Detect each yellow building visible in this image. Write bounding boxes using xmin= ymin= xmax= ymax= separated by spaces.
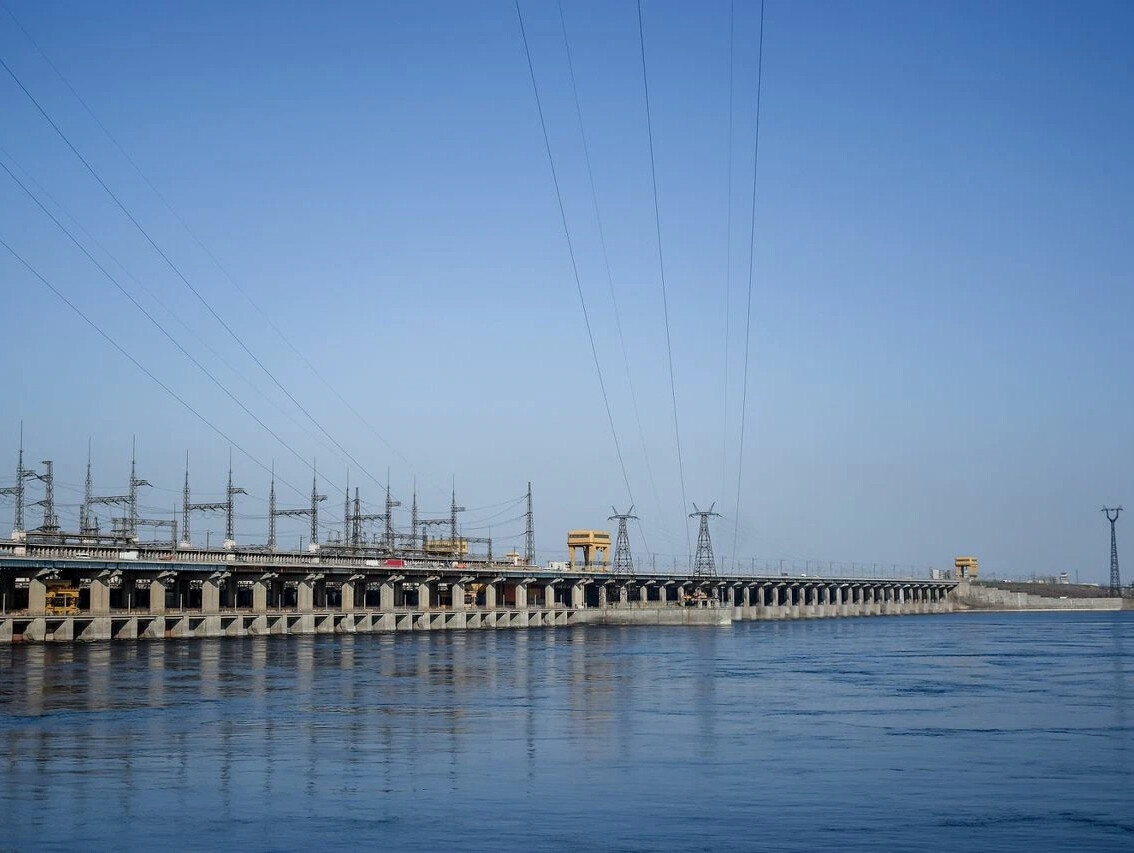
xmin=424 ymin=537 xmax=468 ymax=557
xmin=568 ymin=529 xmax=610 ymax=570
xmin=954 ymin=556 xmax=979 ymax=580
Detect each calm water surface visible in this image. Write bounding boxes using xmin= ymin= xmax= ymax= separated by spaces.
xmin=1 ymin=612 xmax=1131 ymax=851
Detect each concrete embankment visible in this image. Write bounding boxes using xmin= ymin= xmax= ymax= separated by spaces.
xmin=954 ymin=581 xmax=1124 ymax=612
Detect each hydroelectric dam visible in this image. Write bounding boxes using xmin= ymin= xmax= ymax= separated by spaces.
xmin=0 ymin=539 xmax=956 ymax=644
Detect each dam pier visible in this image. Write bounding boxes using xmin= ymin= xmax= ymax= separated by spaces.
xmin=0 ymin=540 xmax=956 ymax=644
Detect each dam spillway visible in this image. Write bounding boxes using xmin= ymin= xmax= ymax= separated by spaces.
xmin=0 ymin=540 xmax=957 ymax=644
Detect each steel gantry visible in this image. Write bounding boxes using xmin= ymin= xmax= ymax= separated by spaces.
xmin=182 ymin=452 xmax=245 ymax=547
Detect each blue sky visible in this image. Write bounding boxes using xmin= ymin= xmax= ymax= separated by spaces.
xmin=0 ymin=0 xmax=1131 ymax=580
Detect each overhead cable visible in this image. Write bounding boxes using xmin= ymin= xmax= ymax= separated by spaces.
xmin=0 ymin=235 xmax=307 ymax=500
xmin=0 ymin=53 xmax=388 ymax=498
xmin=731 ymin=0 xmax=766 ymax=562
xmin=0 ymin=156 xmax=346 ymax=500
xmin=0 ymin=0 xmax=445 ymax=497
xmin=720 ymin=0 xmax=736 ymax=528
xmin=513 ymin=0 xmax=638 ymax=511
xmin=636 ymin=0 xmax=690 ymax=561
xmin=557 ymin=0 xmax=659 ymax=556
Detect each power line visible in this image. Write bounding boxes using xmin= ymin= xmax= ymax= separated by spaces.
xmin=720 ymin=0 xmax=736 ymax=541
xmin=0 ymin=155 xmax=345 ymax=500
xmin=0 ymin=53 xmax=390 ymax=499
xmin=0 ymin=149 xmax=356 ymax=480
xmin=557 ymin=0 xmax=660 ymax=557
xmin=1 ymin=0 xmax=445 ymax=500
xmin=731 ymin=0 xmax=766 ymax=562
xmin=513 ymin=0 xmax=637 ymax=510
xmin=0 ymin=234 xmax=307 ymax=501
xmin=636 ymin=0 xmax=690 ymax=561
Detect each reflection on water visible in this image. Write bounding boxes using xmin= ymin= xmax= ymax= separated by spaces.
xmin=2 ymin=613 xmax=1132 ymax=852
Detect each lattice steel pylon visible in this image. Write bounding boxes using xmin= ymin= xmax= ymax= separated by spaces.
xmin=450 ymin=488 xmax=465 ymax=546
xmin=0 ymin=424 xmax=36 ymax=535
xmin=385 ymin=481 xmax=401 ymax=550
xmin=90 ymin=442 xmax=150 ymax=541
xmin=81 ymin=439 xmax=97 ymax=536
xmin=608 ymin=505 xmax=638 ymax=574
xmin=34 ymin=460 xmax=59 ymax=533
xmin=348 ymin=488 xmax=381 ymax=548
xmin=268 ymin=461 xmax=326 ymax=550
xmin=690 ymin=503 xmax=720 ymax=577
xmin=1103 ymin=506 xmax=1123 ymax=598
xmin=182 ymin=451 xmax=244 ymax=547
xmin=525 ymin=482 xmax=535 ymax=566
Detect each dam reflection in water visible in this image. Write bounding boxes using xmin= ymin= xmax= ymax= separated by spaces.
xmin=1 ymin=614 xmax=1131 ymax=852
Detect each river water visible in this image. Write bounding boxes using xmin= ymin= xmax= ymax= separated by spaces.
xmin=1 ymin=611 xmax=1131 ymax=851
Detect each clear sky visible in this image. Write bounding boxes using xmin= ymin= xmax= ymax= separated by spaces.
xmin=0 ymin=0 xmax=1131 ymax=580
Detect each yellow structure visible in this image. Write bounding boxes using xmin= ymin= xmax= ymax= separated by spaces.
xmin=45 ymin=586 xmax=80 ymax=615
xmin=954 ymin=556 xmax=979 ymax=580
xmin=568 ymin=529 xmax=610 ymax=570
xmin=424 ymin=538 xmax=468 ymax=557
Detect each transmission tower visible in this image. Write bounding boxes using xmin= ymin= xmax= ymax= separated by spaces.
xmin=525 ymin=482 xmax=535 ymax=566
xmin=309 ymin=464 xmax=326 ymax=545
xmin=33 ymin=460 xmax=59 ymax=533
xmin=1103 ymin=506 xmax=1123 ymax=598
xmin=450 ymin=487 xmax=465 ymax=549
xmin=385 ymin=481 xmax=401 ymax=550
xmin=690 ymin=503 xmax=720 ymax=577
xmin=182 ymin=451 xmax=245 ymax=547
xmin=0 ymin=424 xmax=36 ymax=536
xmin=609 ymin=505 xmax=638 ymax=574
xmin=349 ymin=488 xmax=382 ymax=548
xmin=222 ymin=454 xmax=246 ymax=543
xmin=410 ymin=483 xmax=418 ymax=550
xmin=343 ymin=471 xmax=351 ymax=547
xmin=90 ymin=442 xmax=150 ymax=541
xmin=124 ymin=440 xmax=150 ymax=540
xmin=267 ymin=466 xmax=277 ymax=549
xmin=270 ymin=462 xmax=326 ymax=549
xmin=81 ymin=439 xmax=97 ymax=535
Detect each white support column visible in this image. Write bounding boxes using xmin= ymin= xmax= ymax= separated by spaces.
xmin=253 ymin=576 xmax=270 ymax=613
xmin=571 ymin=581 xmax=585 ymax=609
xmin=545 ymin=583 xmax=557 ymax=609
xmin=379 ymin=579 xmax=395 ymax=611
xmin=297 ymin=579 xmax=314 ymax=611
xmin=149 ymin=577 xmax=166 ymax=615
xmin=341 ymin=578 xmax=359 ymax=611
xmin=514 ymin=582 xmax=528 ymax=610
xmin=202 ymin=577 xmax=221 ymax=614
xmin=598 ymin=584 xmax=609 ymax=608
xmin=484 ymin=581 xmax=498 ymax=609
xmin=28 ymin=576 xmax=46 ymax=616
xmin=451 ymin=580 xmax=466 ymax=611
xmin=90 ymin=575 xmax=111 ymax=614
